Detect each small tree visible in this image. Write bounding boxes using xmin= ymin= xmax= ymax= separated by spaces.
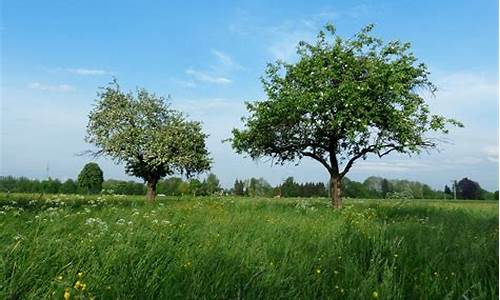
xmin=230 ymin=24 xmax=462 ymax=208
xmin=205 ymin=173 xmax=221 ymax=195
xmin=60 ymin=179 xmax=78 ymax=194
xmin=233 ymin=179 xmax=245 ymax=196
xmin=77 ymin=163 xmax=104 ymax=194
xmin=381 ymin=179 xmax=391 ymax=198
xmin=85 ymin=80 xmax=211 ymax=201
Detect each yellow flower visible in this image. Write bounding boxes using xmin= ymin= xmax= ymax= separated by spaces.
xmin=74 ymin=280 xmax=82 ymax=289
xmin=81 ymin=283 xmax=87 ymax=291
xmin=77 ymin=272 xmax=83 ymax=277
xmin=316 ymin=269 xmax=321 ymax=274
xmin=63 ymin=288 xmax=70 ymax=300
xmin=57 ymin=275 xmax=63 ymax=280
xmin=372 ymin=291 xmax=379 ymax=299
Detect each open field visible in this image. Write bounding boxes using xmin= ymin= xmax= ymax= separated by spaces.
xmin=0 ymin=193 xmax=498 ymax=299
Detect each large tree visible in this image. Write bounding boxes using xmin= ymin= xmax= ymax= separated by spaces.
xmin=230 ymin=24 xmax=462 ymax=208
xmin=456 ymin=177 xmax=481 ymax=200
xmin=85 ymin=80 xmax=211 ymax=201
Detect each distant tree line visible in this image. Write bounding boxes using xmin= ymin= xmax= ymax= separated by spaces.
xmin=0 ymin=165 xmax=497 ymax=200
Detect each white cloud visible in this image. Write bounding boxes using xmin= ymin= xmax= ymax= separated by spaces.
xmin=483 ymin=145 xmax=499 ymax=162
xmin=172 ymin=98 xmax=244 ymax=115
xmin=28 ymin=82 xmax=74 ymax=92
xmin=434 ymin=71 xmax=498 ymax=105
xmin=354 ymin=160 xmax=428 ymax=172
xmin=68 ymin=68 xmax=110 ymax=76
xmin=185 ymin=69 xmax=232 ymax=85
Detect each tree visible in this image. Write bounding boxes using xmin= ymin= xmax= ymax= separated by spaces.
xmin=456 ymin=177 xmax=481 ymax=200
xmin=77 ymin=163 xmax=104 ymax=194
xmin=85 ymin=80 xmax=211 ymax=201
xmin=381 ymin=179 xmax=391 ymax=198
xmin=230 ymin=24 xmax=462 ymax=208
xmin=233 ymin=179 xmax=245 ymax=196
xmin=60 ymin=179 xmax=78 ymax=194
xmin=205 ymin=173 xmax=221 ymax=195
xmin=444 ymin=185 xmax=452 ymax=196
xmin=188 ymin=178 xmax=203 ymax=196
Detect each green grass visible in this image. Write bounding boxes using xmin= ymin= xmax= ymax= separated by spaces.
xmin=0 ymin=193 xmax=498 ymax=299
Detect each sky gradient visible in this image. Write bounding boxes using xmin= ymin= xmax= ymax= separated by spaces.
xmin=1 ymin=0 xmax=498 ymax=191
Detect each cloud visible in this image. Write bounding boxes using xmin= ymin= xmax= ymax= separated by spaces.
xmin=228 ymin=7 xmax=371 ymax=61
xmin=68 ymin=68 xmax=110 ymax=76
xmin=185 ymin=69 xmax=232 ymax=85
xmin=211 ymin=49 xmax=243 ymax=70
xmin=28 ymin=82 xmax=74 ymax=92
xmin=170 ymin=78 xmax=197 ymax=88
xmin=354 ymin=160 xmax=428 ymax=172
xmin=172 ymin=98 xmax=244 ymax=115
xmin=483 ymin=145 xmax=499 ymax=162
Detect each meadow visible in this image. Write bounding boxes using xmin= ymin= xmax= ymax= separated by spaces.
xmin=0 ymin=193 xmax=498 ymax=299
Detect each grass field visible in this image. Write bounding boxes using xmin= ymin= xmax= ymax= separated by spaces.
xmin=0 ymin=193 xmax=498 ymax=299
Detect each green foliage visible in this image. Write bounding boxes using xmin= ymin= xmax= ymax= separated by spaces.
xmin=457 ymin=177 xmax=482 ymax=200
xmin=60 ymin=179 xmax=78 ymax=194
xmin=77 ymin=163 xmax=104 ymax=194
xmin=85 ymin=80 xmax=211 ymax=191
xmin=204 ymin=173 xmax=222 ymax=195
xmin=231 ymin=23 xmax=462 ymax=206
xmin=0 ymin=194 xmax=497 ymax=299
xmin=233 ymin=179 xmax=245 ymax=196
xmin=102 ymin=179 xmax=146 ymax=195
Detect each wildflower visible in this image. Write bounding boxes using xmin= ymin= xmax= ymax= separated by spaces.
xmin=77 ymin=272 xmax=83 ymax=277
xmin=333 ymin=270 xmax=339 ymax=275
xmin=57 ymin=275 xmax=63 ymax=280
xmin=316 ymin=269 xmax=321 ymax=274
xmin=372 ymin=291 xmax=379 ymax=299
xmin=64 ymin=288 xmax=70 ymax=300
xmin=451 ymin=272 xmax=456 ymax=276
xmin=434 ymin=272 xmax=438 ymax=276
xmin=394 ymin=254 xmax=398 ymax=258
xmin=74 ymin=280 xmax=82 ymax=289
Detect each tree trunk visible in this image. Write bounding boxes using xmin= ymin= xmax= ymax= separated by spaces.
xmin=146 ymin=177 xmax=159 ymax=202
xmin=330 ymin=175 xmax=342 ymax=209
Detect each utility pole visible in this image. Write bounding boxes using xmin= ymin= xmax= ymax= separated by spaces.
xmin=450 ymin=180 xmax=457 ymax=200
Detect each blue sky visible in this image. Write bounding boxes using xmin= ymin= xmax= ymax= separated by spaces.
xmin=1 ymin=0 xmax=498 ymax=191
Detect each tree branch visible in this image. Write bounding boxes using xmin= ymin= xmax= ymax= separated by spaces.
xmin=301 ymin=151 xmax=332 ymax=174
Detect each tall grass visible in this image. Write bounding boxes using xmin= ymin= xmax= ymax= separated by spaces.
xmin=0 ymin=193 xmax=497 ymax=299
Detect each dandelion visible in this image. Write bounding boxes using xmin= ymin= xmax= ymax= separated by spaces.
xmin=372 ymin=291 xmax=379 ymax=299
xmin=74 ymin=280 xmax=82 ymax=289
xmin=63 ymin=288 xmax=70 ymax=300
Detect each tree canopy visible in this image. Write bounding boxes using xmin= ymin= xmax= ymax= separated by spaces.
xmin=85 ymin=80 xmax=211 ymax=200
xmin=77 ymin=162 xmax=104 ymax=194
xmin=231 ymin=24 xmax=462 ymax=208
